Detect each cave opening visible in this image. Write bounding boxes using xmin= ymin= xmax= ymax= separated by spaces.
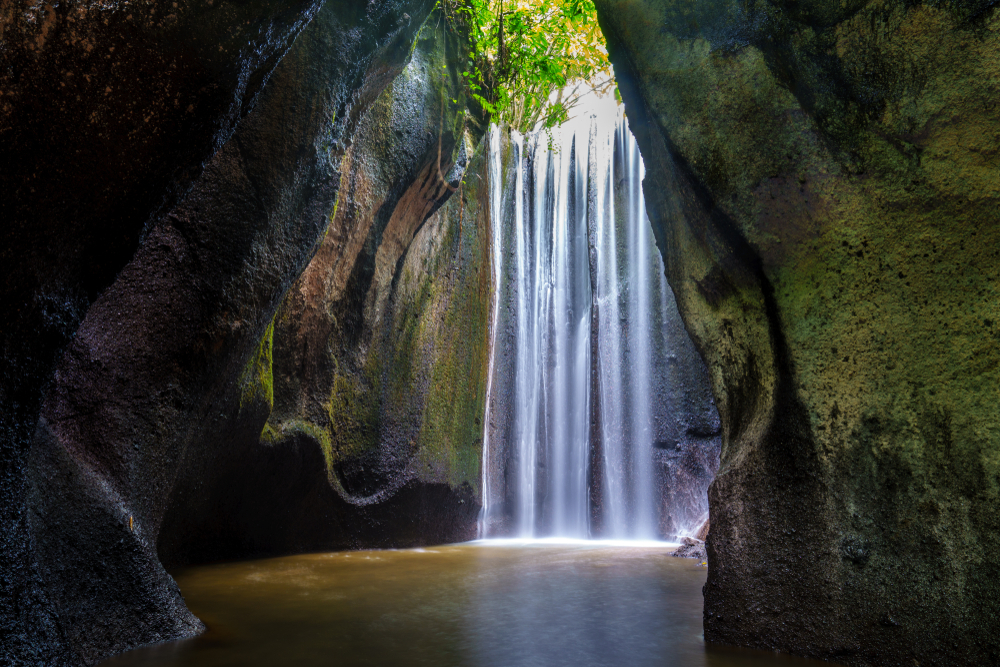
xmin=11 ymin=0 xmax=997 ymax=665
xmin=103 ymin=5 xmax=738 ymax=664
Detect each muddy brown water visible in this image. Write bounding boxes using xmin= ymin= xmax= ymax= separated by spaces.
xmin=103 ymin=542 xmax=836 ymax=667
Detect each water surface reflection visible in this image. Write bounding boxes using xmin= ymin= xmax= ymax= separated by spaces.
xmin=103 ymin=542 xmax=835 ymax=667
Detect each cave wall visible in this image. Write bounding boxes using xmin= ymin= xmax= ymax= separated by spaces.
xmin=2 ymin=1 xmax=442 ymax=664
xmin=158 ymin=12 xmax=491 ymax=567
xmin=0 ymin=0 xmax=323 ymax=662
xmin=594 ymin=0 xmax=1000 ymax=664
xmin=268 ymin=14 xmax=490 ymax=510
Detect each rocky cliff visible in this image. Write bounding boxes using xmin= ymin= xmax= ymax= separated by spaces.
xmin=595 ymin=0 xmax=1000 ymax=664
xmin=1 ymin=0 xmax=323 ymax=661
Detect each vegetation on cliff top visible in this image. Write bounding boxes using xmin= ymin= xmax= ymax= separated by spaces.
xmin=440 ymin=0 xmax=614 ymax=132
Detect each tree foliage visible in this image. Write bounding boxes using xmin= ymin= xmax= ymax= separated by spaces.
xmin=440 ymin=0 xmax=615 ymax=133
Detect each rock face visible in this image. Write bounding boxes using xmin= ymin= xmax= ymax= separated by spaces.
xmin=2 ymin=1 xmax=440 ymax=664
xmin=0 ymin=0 xmax=322 ymax=663
xmin=268 ymin=15 xmax=489 ymax=514
xmin=158 ymin=13 xmax=491 ymax=567
xmin=595 ymin=0 xmax=1000 ymax=664
xmin=1 ymin=0 xmax=323 ymax=663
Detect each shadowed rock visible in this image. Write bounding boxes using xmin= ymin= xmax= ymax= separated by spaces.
xmin=3 ymin=1 xmax=438 ymax=664
xmin=1 ymin=0 xmax=325 ymax=663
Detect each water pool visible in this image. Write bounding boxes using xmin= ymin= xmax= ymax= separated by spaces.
xmin=103 ymin=543 xmax=834 ymax=667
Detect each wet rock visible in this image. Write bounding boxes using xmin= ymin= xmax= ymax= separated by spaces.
xmin=268 ymin=11 xmax=489 ymax=508
xmin=1 ymin=0 xmax=325 ymax=663
xmin=694 ymin=518 xmax=710 ymax=542
xmin=671 ymin=536 xmax=707 ymax=560
xmin=595 ymin=0 xmax=1000 ymax=664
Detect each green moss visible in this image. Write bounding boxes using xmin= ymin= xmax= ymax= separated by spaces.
xmin=318 ymin=192 xmax=340 ymax=244
xmin=596 ymin=0 xmax=1000 ymax=659
xmin=386 ymin=280 xmax=433 ymax=409
xmin=260 ymin=422 xmax=280 ymax=446
xmin=262 ymin=418 xmax=353 ymax=498
xmin=411 ymin=151 xmax=492 ymax=492
xmin=326 ymin=371 xmax=379 ymax=461
xmin=239 ymin=317 xmax=275 ymax=412
xmin=417 ymin=288 xmax=489 ymax=491
xmin=282 ymin=419 xmax=332 ymax=459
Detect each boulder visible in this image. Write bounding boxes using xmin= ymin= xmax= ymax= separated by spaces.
xmin=672 ymin=536 xmax=708 ymax=560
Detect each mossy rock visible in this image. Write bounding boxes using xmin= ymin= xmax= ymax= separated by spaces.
xmin=596 ymin=0 xmax=1000 ymax=664
xmin=267 ymin=7 xmax=489 ymax=507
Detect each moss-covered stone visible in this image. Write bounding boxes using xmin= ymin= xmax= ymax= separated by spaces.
xmin=267 ymin=7 xmax=488 ymax=520
xmin=399 ymin=141 xmax=492 ymax=492
xmin=326 ymin=371 xmax=380 ymax=461
xmin=595 ymin=0 xmax=1000 ymax=664
xmin=239 ymin=317 xmax=275 ymax=414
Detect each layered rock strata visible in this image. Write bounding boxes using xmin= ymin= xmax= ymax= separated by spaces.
xmin=595 ymin=0 xmax=1000 ymax=664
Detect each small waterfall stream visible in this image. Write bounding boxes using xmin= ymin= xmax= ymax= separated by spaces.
xmin=592 ymin=117 xmax=658 ymax=540
xmin=481 ymin=108 xmax=718 ymax=541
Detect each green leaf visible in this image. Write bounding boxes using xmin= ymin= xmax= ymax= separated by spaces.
xmin=444 ymin=0 xmax=613 ymax=131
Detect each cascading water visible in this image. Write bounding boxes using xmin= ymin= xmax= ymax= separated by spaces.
xmin=498 ymin=128 xmax=592 ymax=539
xmin=590 ymin=115 xmax=660 ymax=540
xmin=480 ymin=103 xmax=719 ymax=541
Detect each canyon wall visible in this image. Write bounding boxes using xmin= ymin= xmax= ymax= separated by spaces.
xmin=1 ymin=0 xmax=324 ymax=661
xmin=595 ymin=0 xmax=1000 ymax=664
xmin=158 ymin=15 xmax=491 ymax=567
xmin=2 ymin=1 xmax=456 ymax=664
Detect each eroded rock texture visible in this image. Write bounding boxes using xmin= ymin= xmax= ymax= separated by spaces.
xmin=2 ymin=1 xmax=438 ymax=664
xmin=1 ymin=0 xmax=323 ymax=663
xmin=268 ymin=15 xmax=488 ymax=513
xmin=158 ymin=13 xmax=490 ymax=567
xmin=595 ymin=0 xmax=1000 ymax=664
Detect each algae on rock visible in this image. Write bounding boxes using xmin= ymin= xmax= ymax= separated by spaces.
xmin=265 ymin=7 xmax=490 ymax=516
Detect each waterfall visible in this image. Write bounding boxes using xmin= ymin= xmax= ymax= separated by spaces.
xmin=479 ymin=129 xmax=504 ymax=538
xmin=480 ymin=106 xmax=714 ymax=541
xmin=502 ymin=129 xmax=591 ymax=539
xmin=589 ymin=115 xmax=659 ymax=540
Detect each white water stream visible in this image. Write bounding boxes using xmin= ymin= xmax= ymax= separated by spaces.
xmin=481 ymin=105 xmax=679 ymax=540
